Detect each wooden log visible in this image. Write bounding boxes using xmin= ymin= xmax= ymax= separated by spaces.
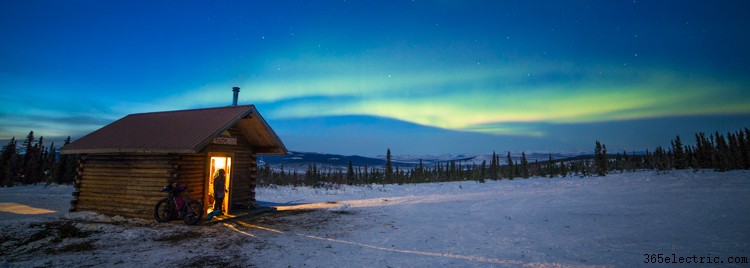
xmin=81 ymin=171 xmax=161 ymax=179
xmin=178 ymin=184 xmax=204 ymax=192
xmin=184 ymin=173 xmax=205 ymax=179
xmin=85 ymin=154 xmax=177 ymax=160
xmin=78 ymin=195 xmax=162 ymax=207
xmin=80 ymin=188 xmax=167 ymax=199
xmin=175 ymin=179 xmax=204 ymax=186
xmin=81 ymin=172 xmax=173 ymax=180
xmin=178 ymin=154 xmax=206 ymax=159
xmin=176 ymin=164 xmax=204 ymax=168
xmin=175 ymin=174 xmax=204 ymax=180
xmin=178 ymin=162 xmax=205 ymax=167
xmin=78 ymin=194 xmax=167 ymax=204
xmin=87 ymin=159 xmax=170 ymax=165
xmin=80 ymin=175 xmax=169 ymax=184
xmin=175 ymin=173 xmax=204 ymax=180
xmin=175 ymin=164 xmax=204 ymax=169
xmin=177 ymin=170 xmax=205 ymax=176
xmin=174 ymin=162 xmax=204 ymax=167
xmin=83 ymin=162 xmax=175 ymax=169
xmin=83 ymin=167 xmax=173 ymax=175
xmin=76 ymin=204 xmax=152 ymax=216
xmin=79 ymin=181 xmax=199 ymax=194
xmin=78 ymin=180 xmax=164 ymax=190
xmin=79 ymin=192 xmax=163 ymax=203
xmin=177 ymin=184 xmax=204 ymax=191
xmin=84 ymin=157 xmax=173 ymax=162
xmin=81 ymin=174 xmax=169 ymax=182
xmin=79 ymin=183 xmax=165 ymax=194
xmin=78 ymin=192 xmax=165 ymax=203
xmin=175 ymin=176 xmax=204 ymax=182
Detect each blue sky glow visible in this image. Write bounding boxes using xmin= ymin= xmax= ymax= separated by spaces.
xmin=1 ymin=1 xmax=749 ymax=156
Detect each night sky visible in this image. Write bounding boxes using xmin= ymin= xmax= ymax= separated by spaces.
xmin=1 ymin=1 xmax=749 ymax=156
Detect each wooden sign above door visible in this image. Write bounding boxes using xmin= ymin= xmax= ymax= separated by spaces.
xmin=212 ymin=136 xmax=238 ymax=145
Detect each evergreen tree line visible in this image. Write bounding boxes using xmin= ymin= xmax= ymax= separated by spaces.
xmin=649 ymin=129 xmax=750 ymax=172
xmin=3 ymin=127 xmax=746 ymax=187
xmin=259 ymin=127 xmax=750 ymax=187
xmin=0 ymin=131 xmax=77 ymax=186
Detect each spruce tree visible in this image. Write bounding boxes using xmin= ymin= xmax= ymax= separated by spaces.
xmin=506 ymin=152 xmax=514 ymax=179
xmin=480 ymin=160 xmax=487 ymax=180
xmin=695 ymin=133 xmax=712 ymax=169
xmin=385 ymin=148 xmax=393 ymax=182
xmin=363 ymin=164 xmax=369 ymax=183
xmin=741 ymin=129 xmax=750 ymax=169
xmin=55 ymin=136 xmax=78 ymax=184
xmin=418 ymin=159 xmax=424 ymax=181
xmin=728 ymin=132 xmax=743 ymax=170
xmin=714 ymin=132 xmax=730 ymax=171
xmin=346 ymin=160 xmax=354 ymax=184
xmin=4 ymin=153 xmax=20 ymax=186
xmin=46 ymin=142 xmax=56 ymax=182
xmin=595 ymin=141 xmax=608 ymax=176
xmin=672 ymin=136 xmax=686 ymax=169
xmin=21 ymin=131 xmax=36 ymax=184
xmin=0 ymin=137 xmax=18 ymax=186
xmin=547 ymin=154 xmax=556 ymax=178
xmin=559 ymin=161 xmax=569 ymax=177
xmin=33 ymin=136 xmax=45 ymax=183
xmin=490 ymin=151 xmax=498 ymax=179
xmin=521 ymin=152 xmax=529 ymax=178
xmin=602 ymin=144 xmax=608 ymax=173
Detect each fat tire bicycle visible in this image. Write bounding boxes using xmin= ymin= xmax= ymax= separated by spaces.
xmin=154 ymin=183 xmax=203 ymax=225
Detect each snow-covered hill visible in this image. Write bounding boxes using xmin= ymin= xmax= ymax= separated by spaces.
xmin=2 ymin=170 xmax=748 ymax=267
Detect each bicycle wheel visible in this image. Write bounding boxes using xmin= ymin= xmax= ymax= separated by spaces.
xmin=182 ymin=200 xmax=203 ymax=225
xmin=154 ymin=198 xmax=175 ymax=222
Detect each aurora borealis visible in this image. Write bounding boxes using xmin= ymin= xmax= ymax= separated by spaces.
xmin=1 ymin=1 xmax=749 ymax=155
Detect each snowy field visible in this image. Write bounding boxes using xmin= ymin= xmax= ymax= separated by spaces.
xmin=1 ymin=170 xmax=749 ymax=267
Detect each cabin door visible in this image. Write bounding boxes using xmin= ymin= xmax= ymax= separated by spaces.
xmin=206 ymin=155 xmax=232 ymax=215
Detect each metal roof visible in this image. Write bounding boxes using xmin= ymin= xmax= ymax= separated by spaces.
xmin=60 ymin=105 xmax=287 ymax=155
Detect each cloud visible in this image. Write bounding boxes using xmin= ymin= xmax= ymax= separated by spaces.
xmin=0 ymin=111 xmax=110 ymax=141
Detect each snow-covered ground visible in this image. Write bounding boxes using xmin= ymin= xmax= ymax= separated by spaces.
xmin=1 ymin=170 xmax=748 ymax=267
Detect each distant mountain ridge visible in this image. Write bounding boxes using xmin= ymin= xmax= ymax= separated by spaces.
xmin=258 ymin=151 xmax=590 ymax=171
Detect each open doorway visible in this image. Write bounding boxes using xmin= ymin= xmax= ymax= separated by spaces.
xmin=206 ymin=155 xmax=232 ymax=215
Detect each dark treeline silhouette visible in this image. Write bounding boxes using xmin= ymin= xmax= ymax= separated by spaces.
xmin=259 ymin=127 xmax=750 ymax=187
xmin=0 ymin=131 xmax=77 ymax=186
xmin=2 ymin=127 xmax=748 ymax=187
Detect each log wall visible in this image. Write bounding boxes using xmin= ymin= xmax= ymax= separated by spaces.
xmin=172 ymin=153 xmax=207 ymax=203
xmin=72 ymin=153 xmax=206 ymax=219
xmin=230 ymin=152 xmax=257 ymax=209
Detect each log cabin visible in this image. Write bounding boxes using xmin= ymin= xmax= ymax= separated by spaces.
xmin=60 ymin=101 xmax=287 ymax=219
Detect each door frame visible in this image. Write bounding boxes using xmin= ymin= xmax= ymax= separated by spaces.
xmin=205 ymin=152 xmax=235 ymax=215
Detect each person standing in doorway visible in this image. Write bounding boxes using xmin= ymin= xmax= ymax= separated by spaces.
xmin=213 ymin=169 xmax=226 ymax=214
